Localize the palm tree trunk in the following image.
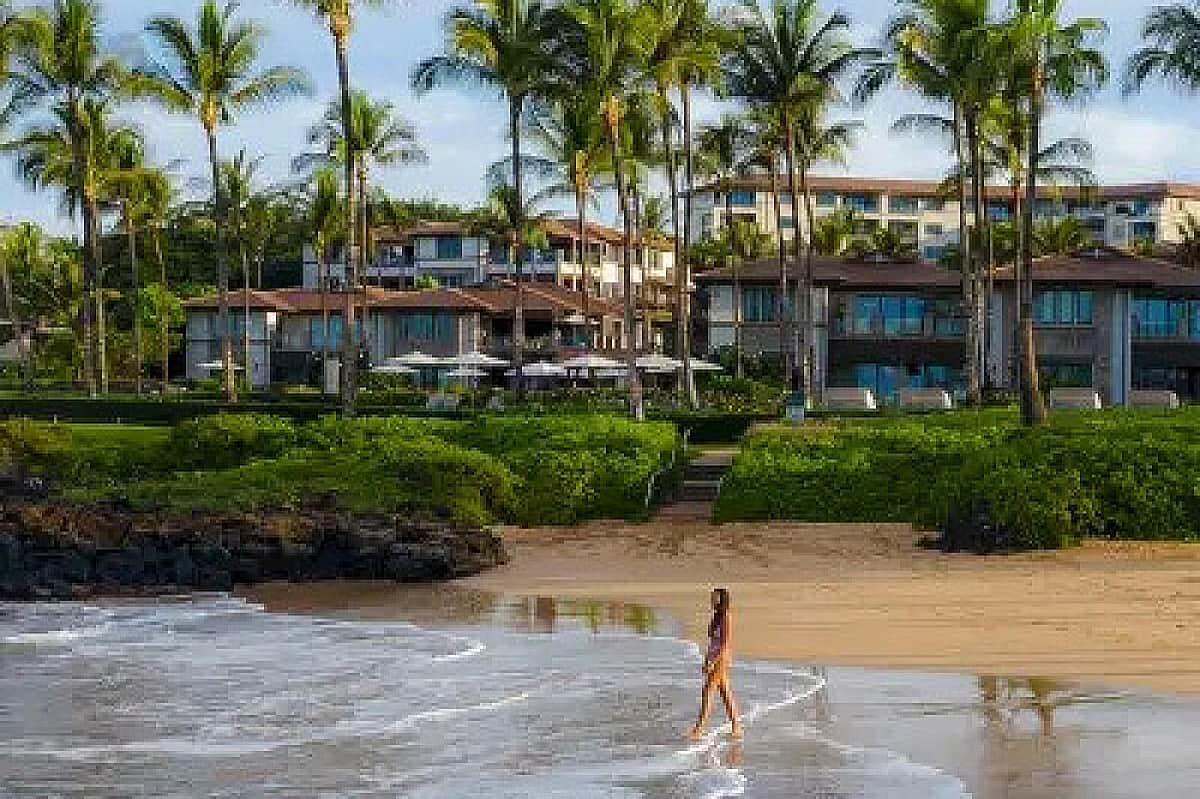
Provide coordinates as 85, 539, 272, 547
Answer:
68, 95, 96, 398
127, 216, 142, 397
91, 200, 107, 396
782, 114, 801, 388
155, 224, 168, 392
953, 102, 979, 406
576, 186, 591, 348
728, 176, 743, 380
660, 87, 687, 398
1012, 177, 1024, 400
319, 245, 330, 387
1022, 74, 1047, 426
358, 162, 372, 361
509, 96, 526, 398
632, 182, 647, 352
967, 108, 985, 404
801, 164, 818, 405
242, 243, 252, 390
971, 114, 993, 393
334, 31, 358, 417
608, 110, 642, 420
207, 128, 236, 403
680, 84, 696, 407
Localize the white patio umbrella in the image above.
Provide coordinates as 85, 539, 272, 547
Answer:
446, 367, 487, 379
390, 351, 445, 368
370, 364, 417, 376
636, 354, 682, 371
449, 351, 510, 368
506, 362, 567, 378
560, 353, 622, 371
688, 358, 724, 372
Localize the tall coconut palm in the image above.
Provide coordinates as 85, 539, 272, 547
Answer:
307, 167, 343, 378
108, 133, 167, 397
857, 0, 990, 405
507, 95, 610, 325
413, 0, 566, 397
12, 0, 126, 396
1127, 3, 1200, 94
1010, 0, 1106, 425
696, 112, 750, 377
293, 0, 395, 414
221, 148, 265, 389
725, 0, 867, 396
566, 0, 650, 419
136, 0, 311, 403
642, 0, 721, 403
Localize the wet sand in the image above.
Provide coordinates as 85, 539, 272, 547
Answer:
463, 520, 1200, 695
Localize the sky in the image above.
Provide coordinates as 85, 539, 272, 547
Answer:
2, 0, 1198, 236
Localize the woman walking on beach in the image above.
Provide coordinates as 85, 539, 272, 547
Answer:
689, 588, 741, 739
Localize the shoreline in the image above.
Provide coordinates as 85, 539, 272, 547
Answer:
462, 520, 1200, 696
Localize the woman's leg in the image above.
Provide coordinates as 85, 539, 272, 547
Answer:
689, 670, 719, 738
718, 672, 741, 736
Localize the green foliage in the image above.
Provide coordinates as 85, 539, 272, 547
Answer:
716, 410, 1200, 549
167, 413, 297, 471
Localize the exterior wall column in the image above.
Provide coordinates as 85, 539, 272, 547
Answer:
1109, 289, 1132, 407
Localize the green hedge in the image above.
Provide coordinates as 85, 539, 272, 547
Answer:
17, 414, 681, 528
715, 409, 1200, 549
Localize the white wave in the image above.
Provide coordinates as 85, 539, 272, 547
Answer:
393, 691, 531, 730
431, 639, 486, 663
3, 623, 111, 646
701, 769, 747, 799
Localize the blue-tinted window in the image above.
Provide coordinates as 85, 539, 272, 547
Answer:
1133, 297, 1189, 338
889, 196, 918, 214
780, 216, 795, 229
1133, 199, 1151, 217
1131, 221, 1157, 240
310, 315, 362, 349
434, 313, 456, 341
850, 295, 926, 337
731, 190, 756, 207
922, 198, 945, 212
1034, 290, 1093, 326
987, 203, 1010, 222
742, 286, 777, 322
816, 192, 837, 208
436, 236, 463, 260
1085, 217, 1106, 234
923, 246, 946, 262
845, 193, 880, 213
925, 224, 944, 237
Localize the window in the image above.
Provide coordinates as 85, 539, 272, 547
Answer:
731, 190, 756, 207
778, 192, 794, 207
742, 286, 777, 322
925, 223, 944, 237
1085, 217, 1106, 234
889, 196, 918, 214
888, 220, 918, 239
922, 197, 945, 212
436, 236, 463, 260
1132, 297, 1193, 338
434, 313, 456, 341
851, 218, 880, 235
850, 295, 927, 337
780, 216, 795, 229
1131, 221, 1157, 240
310, 315, 362, 349
932, 298, 964, 336
1040, 361, 1093, 388
1034, 290, 1093, 326
816, 191, 837, 208
844, 193, 879, 213
831, 361, 961, 401
1133, 199, 1152, 217
924, 245, 947, 262
987, 203, 1011, 222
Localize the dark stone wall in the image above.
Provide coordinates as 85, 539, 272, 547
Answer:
0, 503, 507, 601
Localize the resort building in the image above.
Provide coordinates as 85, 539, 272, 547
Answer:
689, 176, 1200, 262
696, 249, 1200, 405
303, 219, 675, 306
183, 283, 632, 388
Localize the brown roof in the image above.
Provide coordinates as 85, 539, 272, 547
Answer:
693, 174, 1200, 202
183, 283, 625, 318
698, 251, 1200, 291
370, 217, 673, 250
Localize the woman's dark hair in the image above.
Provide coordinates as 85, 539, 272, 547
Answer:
713, 588, 730, 614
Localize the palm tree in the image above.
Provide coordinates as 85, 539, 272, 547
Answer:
1127, 3, 1200, 93
136, 0, 311, 403
567, 0, 650, 419
413, 0, 566, 398
512, 96, 610, 325
858, 0, 990, 405
696, 113, 750, 377
11, 0, 126, 397
306, 167, 342, 379
108, 134, 167, 397
1009, 0, 1106, 425
642, 0, 721, 404
221, 148, 265, 389
293, 0, 396, 414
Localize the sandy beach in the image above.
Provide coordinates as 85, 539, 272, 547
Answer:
466, 519, 1200, 695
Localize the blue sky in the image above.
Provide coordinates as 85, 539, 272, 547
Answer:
2, 0, 1197, 235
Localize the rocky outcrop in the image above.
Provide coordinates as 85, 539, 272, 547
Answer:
0, 501, 507, 601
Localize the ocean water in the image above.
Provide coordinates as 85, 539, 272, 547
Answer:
1, 592, 1198, 798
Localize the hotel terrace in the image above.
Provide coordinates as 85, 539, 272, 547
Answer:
688, 176, 1200, 262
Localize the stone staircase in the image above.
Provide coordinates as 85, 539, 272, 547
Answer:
655, 450, 736, 522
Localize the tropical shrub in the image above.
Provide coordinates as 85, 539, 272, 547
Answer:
167, 414, 297, 471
